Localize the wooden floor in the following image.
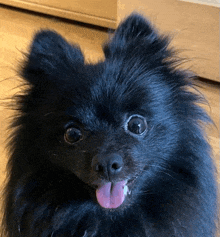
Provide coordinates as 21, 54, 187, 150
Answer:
0, 4, 219, 234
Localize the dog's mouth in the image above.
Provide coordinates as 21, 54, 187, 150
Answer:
95, 178, 135, 209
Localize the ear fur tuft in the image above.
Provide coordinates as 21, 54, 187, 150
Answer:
22, 30, 84, 85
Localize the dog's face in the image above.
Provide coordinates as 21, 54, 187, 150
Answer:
21, 14, 183, 209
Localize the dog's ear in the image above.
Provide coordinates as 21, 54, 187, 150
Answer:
22, 30, 84, 86
113, 13, 155, 41
104, 13, 169, 59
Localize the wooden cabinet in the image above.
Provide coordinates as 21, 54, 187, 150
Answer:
0, 0, 117, 28
0, 0, 219, 81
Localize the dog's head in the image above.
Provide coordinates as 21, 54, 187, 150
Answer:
18, 14, 201, 209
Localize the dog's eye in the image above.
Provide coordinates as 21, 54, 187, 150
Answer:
126, 115, 147, 135
64, 127, 83, 144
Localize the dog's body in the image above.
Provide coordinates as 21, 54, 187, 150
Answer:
2, 14, 217, 236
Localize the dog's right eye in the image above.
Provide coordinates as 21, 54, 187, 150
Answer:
64, 127, 83, 144
126, 115, 147, 135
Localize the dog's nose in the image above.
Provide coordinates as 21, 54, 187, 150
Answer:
92, 153, 123, 179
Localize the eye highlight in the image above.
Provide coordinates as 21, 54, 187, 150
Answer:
125, 114, 147, 135
64, 127, 83, 144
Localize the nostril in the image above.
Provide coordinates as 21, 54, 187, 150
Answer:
109, 156, 123, 174
95, 164, 104, 172
111, 162, 122, 171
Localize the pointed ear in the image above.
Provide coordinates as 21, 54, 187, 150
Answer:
22, 30, 84, 86
104, 13, 169, 59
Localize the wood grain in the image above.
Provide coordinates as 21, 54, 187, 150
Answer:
0, 0, 117, 28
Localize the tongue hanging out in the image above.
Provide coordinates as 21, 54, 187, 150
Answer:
96, 181, 128, 208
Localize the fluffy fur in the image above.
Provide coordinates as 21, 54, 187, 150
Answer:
2, 14, 218, 236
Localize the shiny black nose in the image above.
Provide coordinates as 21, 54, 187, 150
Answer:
92, 153, 124, 179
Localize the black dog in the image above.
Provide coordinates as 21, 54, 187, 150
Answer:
2, 14, 217, 236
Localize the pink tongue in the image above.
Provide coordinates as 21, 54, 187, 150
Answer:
96, 181, 127, 209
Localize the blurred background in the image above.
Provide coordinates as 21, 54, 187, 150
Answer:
0, 0, 219, 235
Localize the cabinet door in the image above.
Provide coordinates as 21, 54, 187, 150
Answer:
0, 0, 117, 28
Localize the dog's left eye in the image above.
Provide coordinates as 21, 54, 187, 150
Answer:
126, 115, 147, 135
64, 127, 83, 144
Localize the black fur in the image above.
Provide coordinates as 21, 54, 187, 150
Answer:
2, 14, 218, 236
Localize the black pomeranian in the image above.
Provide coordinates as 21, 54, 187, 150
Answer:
2, 14, 218, 236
